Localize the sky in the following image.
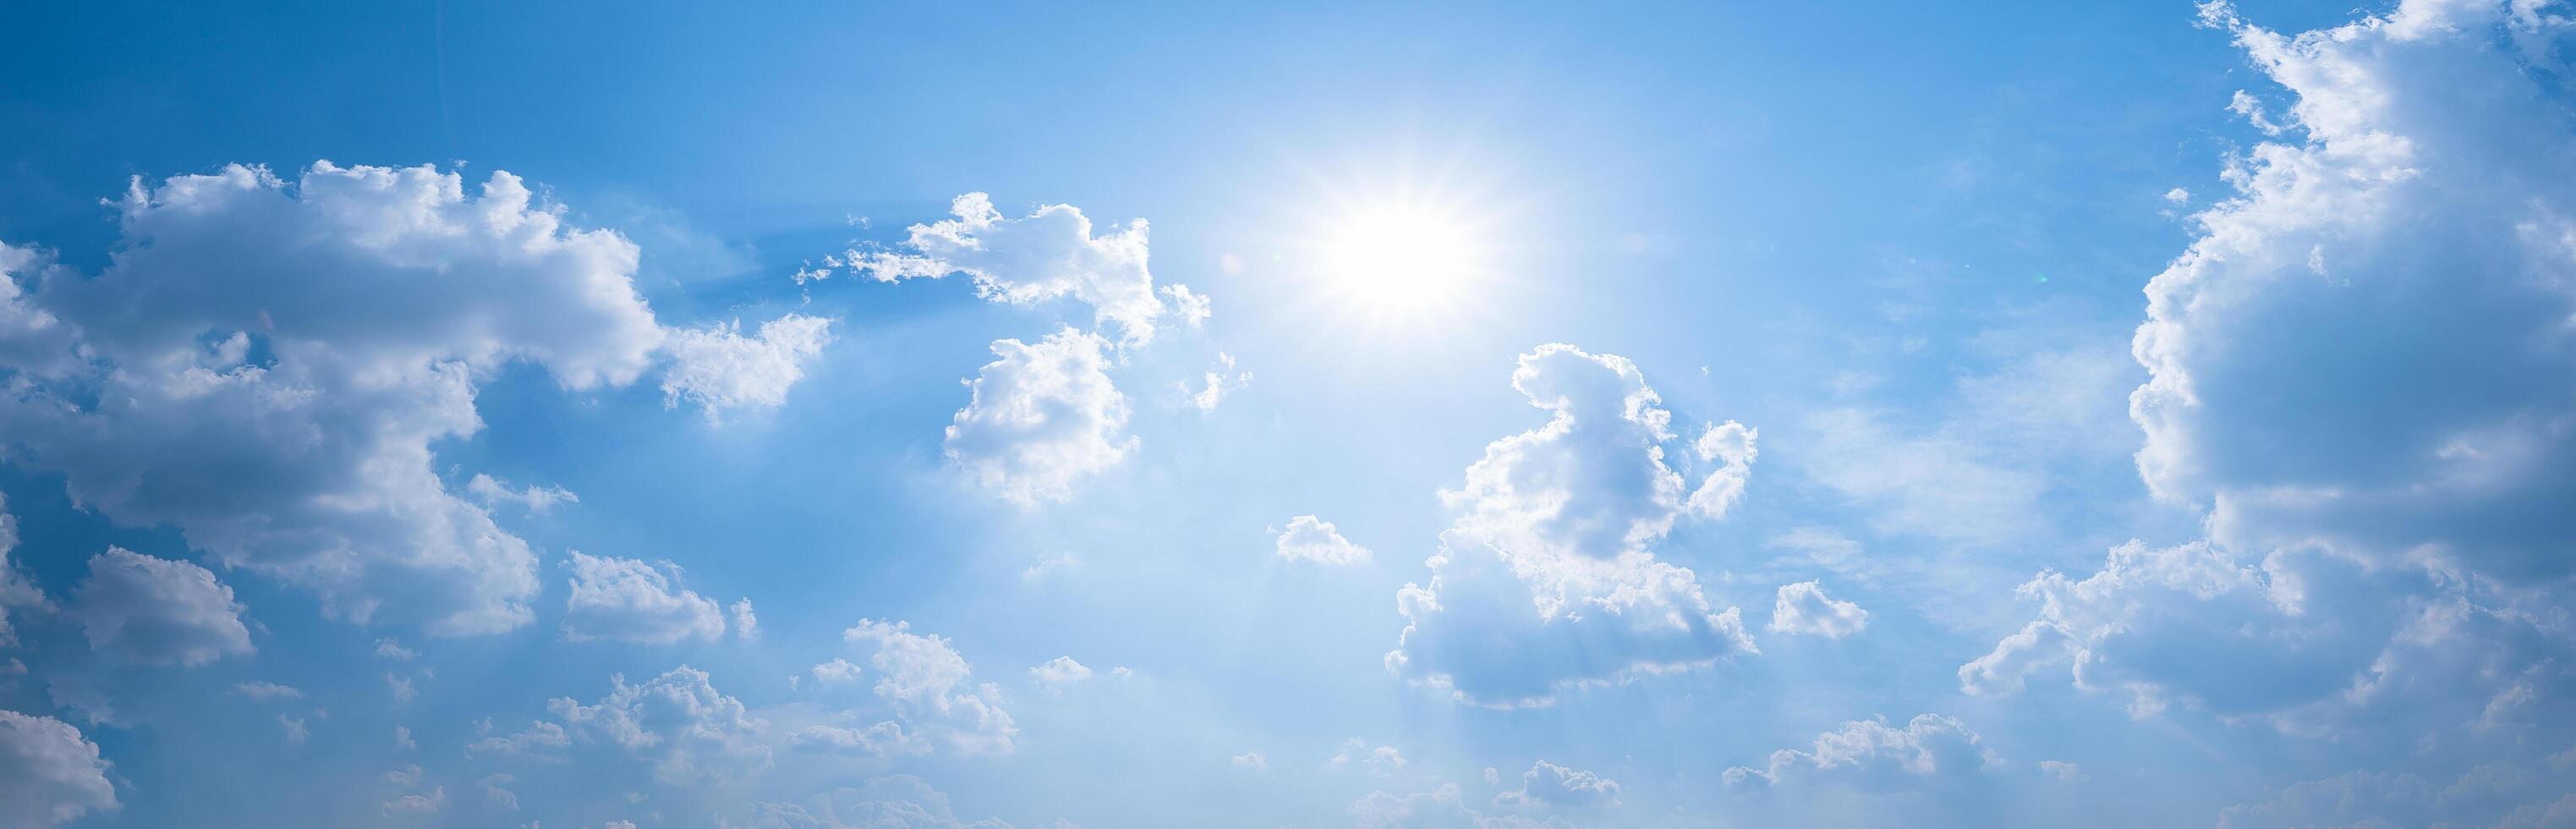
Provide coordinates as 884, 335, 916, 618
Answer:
1, 0, 2573, 826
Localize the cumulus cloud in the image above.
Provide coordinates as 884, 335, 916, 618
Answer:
804, 192, 1195, 345
1028, 656, 1093, 693
476, 666, 770, 784
823, 619, 1017, 755
1494, 760, 1621, 809
561, 552, 728, 645
660, 313, 835, 422
1232, 751, 1268, 771
945, 327, 1134, 505
1274, 514, 1372, 564
0, 162, 676, 635
1959, 3, 2576, 772
1388, 344, 1756, 707
1768, 581, 1868, 638
72, 547, 253, 667
2135, 1, 2576, 580
0, 711, 118, 827
1724, 713, 1993, 789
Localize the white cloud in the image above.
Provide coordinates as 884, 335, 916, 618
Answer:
1274, 515, 1372, 565
561, 552, 728, 645
374, 638, 418, 661
0, 245, 81, 379
480, 666, 771, 785
0, 494, 49, 648
2138, 1, 2576, 583
1948, 6, 2576, 772
810, 658, 864, 685
464, 475, 578, 514
1028, 656, 1093, 693
1798, 407, 2045, 547
836, 619, 1017, 755
1389, 344, 1756, 707
730, 598, 760, 642
1768, 581, 1868, 638
1232, 751, 1268, 771
381, 786, 445, 815
1724, 713, 1993, 789
277, 714, 308, 744
808, 192, 1182, 345
1493, 760, 1622, 809
234, 681, 305, 701
480, 774, 518, 810
945, 327, 1134, 506
2038, 760, 2085, 782
1331, 738, 1408, 775
0, 162, 674, 635
0, 710, 118, 827
1181, 351, 1249, 412
660, 313, 835, 422
72, 547, 253, 667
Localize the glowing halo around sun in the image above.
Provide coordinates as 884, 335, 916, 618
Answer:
1303, 192, 1500, 325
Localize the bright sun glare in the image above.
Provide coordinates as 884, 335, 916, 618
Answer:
1318, 200, 1488, 314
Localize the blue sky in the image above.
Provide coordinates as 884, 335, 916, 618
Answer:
2, 0, 2573, 826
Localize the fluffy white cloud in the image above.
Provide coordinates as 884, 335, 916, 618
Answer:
0, 711, 118, 827
0, 162, 676, 635
72, 547, 253, 667
1768, 581, 1868, 638
1232, 751, 1268, 771
1965, 1, 2576, 768
945, 327, 1134, 505
561, 552, 729, 645
1274, 514, 1372, 565
1388, 344, 1756, 707
829, 619, 1017, 755
2135, 1, 2576, 580
807, 192, 1194, 345
1724, 714, 1992, 789
1028, 656, 1093, 692
1494, 760, 1621, 809
478, 666, 771, 785
660, 313, 834, 422
0, 245, 81, 379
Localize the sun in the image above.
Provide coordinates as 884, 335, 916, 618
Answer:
1314, 196, 1490, 315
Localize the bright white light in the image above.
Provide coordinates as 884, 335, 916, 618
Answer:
1318, 200, 1485, 311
